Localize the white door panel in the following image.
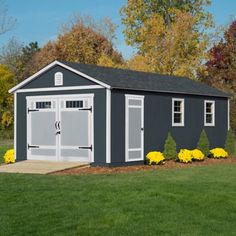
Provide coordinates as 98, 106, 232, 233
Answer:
125, 95, 144, 162
27, 94, 93, 162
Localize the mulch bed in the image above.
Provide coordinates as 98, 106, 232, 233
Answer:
51, 157, 236, 176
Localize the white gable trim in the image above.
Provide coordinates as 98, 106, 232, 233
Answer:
9, 60, 110, 93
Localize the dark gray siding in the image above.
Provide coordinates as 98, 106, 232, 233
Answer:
111, 89, 228, 165
23, 65, 96, 89
16, 89, 106, 164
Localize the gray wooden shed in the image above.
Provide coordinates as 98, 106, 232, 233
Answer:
9, 60, 230, 166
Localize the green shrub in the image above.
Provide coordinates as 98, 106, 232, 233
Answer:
163, 132, 177, 160
225, 129, 236, 156
197, 130, 210, 156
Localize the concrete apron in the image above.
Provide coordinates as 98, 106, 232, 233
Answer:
0, 160, 89, 174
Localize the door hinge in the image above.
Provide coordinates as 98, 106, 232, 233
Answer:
28, 144, 40, 149
78, 145, 93, 151
27, 108, 39, 113
78, 107, 92, 112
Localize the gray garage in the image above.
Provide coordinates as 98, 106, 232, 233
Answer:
9, 60, 230, 166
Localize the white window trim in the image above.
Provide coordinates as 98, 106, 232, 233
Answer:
125, 94, 144, 162
172, 98, 185, 127
204, 100, 215, 127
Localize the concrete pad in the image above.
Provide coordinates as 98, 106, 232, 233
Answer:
0, 160, 89, 174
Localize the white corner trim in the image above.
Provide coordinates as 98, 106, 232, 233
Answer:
172, 98, 185, 127
106, 89, 111, 163
16, 85, 103, 93
204, 100, 215, 127
14, 93, 17, 160
9, 60, 110, 93
228, 98, 230, 130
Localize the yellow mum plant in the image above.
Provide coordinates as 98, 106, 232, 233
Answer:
191, 149, 204, 161
210, 148, 228, 159
4, 149, 15, 164
178, 149, 192, 163
146, 151, 165, 165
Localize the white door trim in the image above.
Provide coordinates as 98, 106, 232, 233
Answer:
26, 94, 94, 162
125, 94, 144, 162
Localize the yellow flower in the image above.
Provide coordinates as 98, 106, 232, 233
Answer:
4, 149, 15, 164
210, 148, 228, 159
146, 151, 165, 165
178, 149, 192, 163
191, 149, 204, 161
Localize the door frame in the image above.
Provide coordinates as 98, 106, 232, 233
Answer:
125, 94, 144, 162
26, 94, 94, 162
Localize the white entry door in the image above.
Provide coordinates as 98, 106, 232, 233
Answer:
125, 95, 144, 162
27, 94, 93, 162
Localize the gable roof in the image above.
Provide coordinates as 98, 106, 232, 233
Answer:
9, 60, 229, 98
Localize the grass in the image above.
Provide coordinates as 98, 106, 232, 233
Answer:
1, 165, 236, 235
0, 139, 13, 163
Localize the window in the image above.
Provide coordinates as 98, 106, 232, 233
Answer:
204, 100, 215, 126
172, 98, 184, 126
66, 100, 83, 108
36, 101, 51, 109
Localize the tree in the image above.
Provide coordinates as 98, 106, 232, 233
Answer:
0, 1, 16, 36
0, 65, 15, 137
197, 130, 210, 156
225, 129, 236, 156
121, 1, 212, 79
0, 39, 40, 83
121, 0, 212, 47
163, 132, 177, 160
202, 21, 236, 133
32, 15, 124, 71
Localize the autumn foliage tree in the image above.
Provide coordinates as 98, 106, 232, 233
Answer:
203, 21, 236, 133
0, 65, 15, 138
32, 15, 123, 71
121, 0, 212, 79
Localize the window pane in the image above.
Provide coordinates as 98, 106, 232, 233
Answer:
174, 113, 182, 123
36, 101, 51, 109
206, 103, 212, 113
206, 114, 212, 123
66, 100, 83, 108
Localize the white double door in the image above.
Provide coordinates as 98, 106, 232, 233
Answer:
27, 94, 93, 162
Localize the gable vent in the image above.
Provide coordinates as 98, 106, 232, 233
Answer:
54, 72, 63, 86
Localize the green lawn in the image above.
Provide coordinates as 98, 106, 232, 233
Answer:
0, 139, 13, 163
1, 165, 236, 235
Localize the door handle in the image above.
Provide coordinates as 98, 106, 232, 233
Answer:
141, 128, 144, 131
58, 121, 60, 130
55, 121, 58, 129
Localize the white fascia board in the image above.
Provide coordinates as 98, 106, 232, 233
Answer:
9, 60, 110, 93
16, 85, 103, 93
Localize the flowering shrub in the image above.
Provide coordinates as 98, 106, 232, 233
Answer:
191, 149, 204, 161
178, 149, 192, 163
210, 148, 228, 159
4, 149, 15, 164
146, 151, 165, 165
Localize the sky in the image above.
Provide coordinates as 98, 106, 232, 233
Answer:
0, 0, 236, 59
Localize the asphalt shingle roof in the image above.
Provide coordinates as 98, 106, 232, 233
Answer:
62, 61, 229, 98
